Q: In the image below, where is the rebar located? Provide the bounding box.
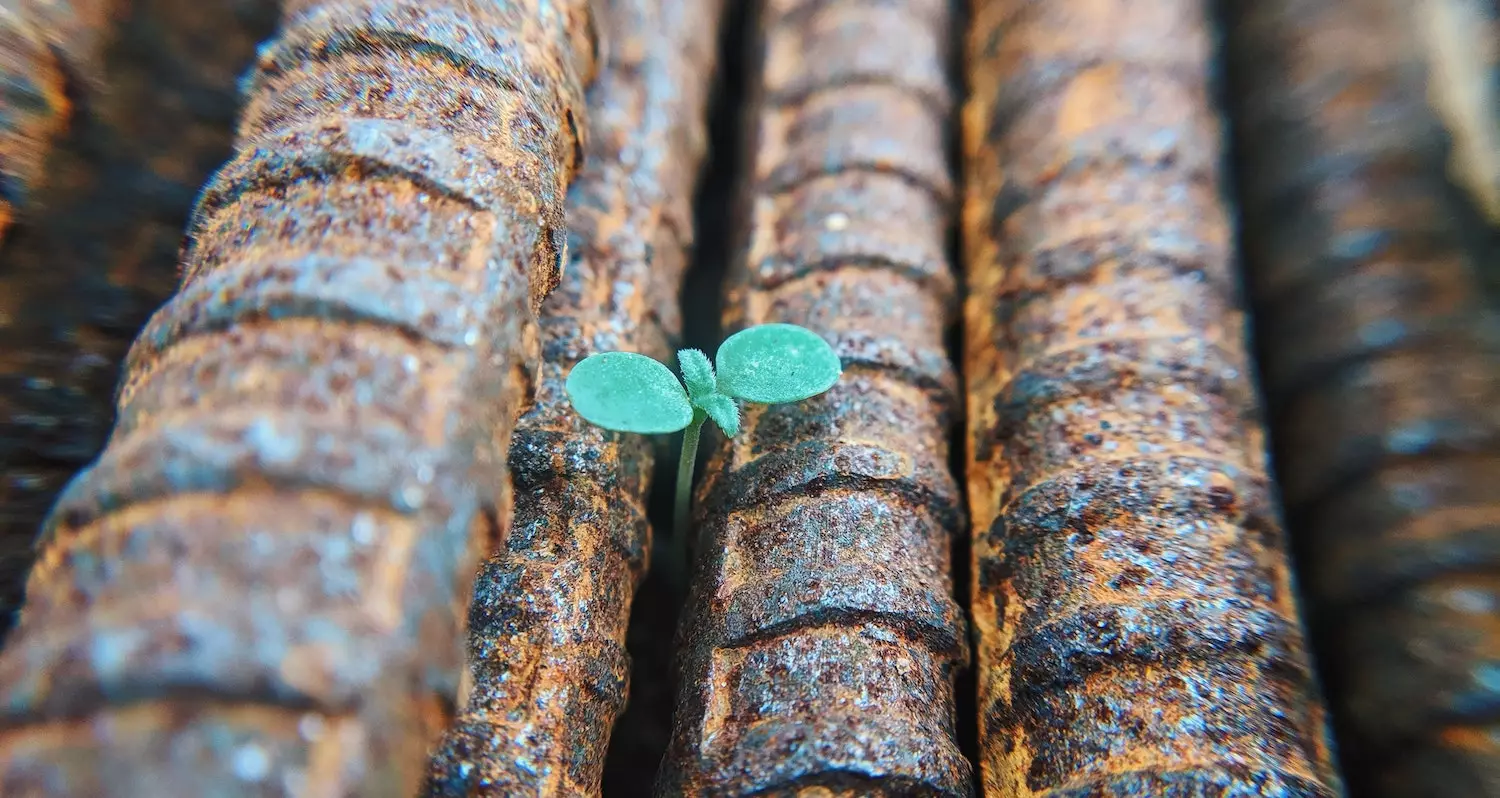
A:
[424,0,722,794]
[961,0,1342,794]
[1223,0,1500,793]
[0,0,599,794]
[657,0,973,794]
[0,0,279,636]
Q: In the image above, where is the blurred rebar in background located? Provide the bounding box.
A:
[0,0,278,639]
[1223,0,1500,794]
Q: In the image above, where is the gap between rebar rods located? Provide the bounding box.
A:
[944,0,982,787]
[599,0,757,793]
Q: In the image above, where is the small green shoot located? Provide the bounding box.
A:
[564,323,842,538]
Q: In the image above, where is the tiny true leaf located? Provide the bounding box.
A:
[564,351,694,434]
[697,393,740,437]
[714,323,842,404]
[677,348,716,400]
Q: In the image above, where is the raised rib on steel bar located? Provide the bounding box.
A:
[0,0,598,794]
[961,0,1343,794]
[425,0,722,794]
[658,0,973,794]
[0,0,277,638]
[1222,0,1500,793]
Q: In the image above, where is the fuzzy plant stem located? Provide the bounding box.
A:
[675,409,706,540]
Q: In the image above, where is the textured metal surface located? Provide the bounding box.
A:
[0,0,279,639]
[0,0,598,795]
[1223,0,1500,794]
[960,1,1342,795]
[657,0,972,794]
[424,0,722,795]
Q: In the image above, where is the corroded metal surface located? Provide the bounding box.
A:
[0,0,277,639]
[657,0,972,794]
[1223,0,1500,793]
[424,0,722,795]
[0,0,598,794]
[961,1,1342,795]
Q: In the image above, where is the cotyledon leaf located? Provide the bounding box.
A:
[566,351,694,433]
[715,323,842,404]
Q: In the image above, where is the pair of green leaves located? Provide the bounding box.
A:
[564,323,843,438]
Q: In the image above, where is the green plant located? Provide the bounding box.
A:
[565,323,842,537]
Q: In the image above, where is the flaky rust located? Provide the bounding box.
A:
[961,1,1341,795]
[0,0,277,636]
[658,0,972,794]
[1223,0,1500,793]
[424,0,722,795]
[0,1,599,795]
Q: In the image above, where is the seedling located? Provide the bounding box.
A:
[565,323,842,537]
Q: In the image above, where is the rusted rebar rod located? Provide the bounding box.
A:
[0,0,598,794]
[657,0,973,794]
[961,0,1343,794]
[1222,0,1500,793]
[424,0,722,795]
[0,0,277,638]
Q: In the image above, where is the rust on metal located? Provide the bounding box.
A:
[0,0,277,638]
[424,0,723,795]
[658,0,972,794]
[961,1,1342,795]
[0,0,599,794]
[1223,0,1500,793]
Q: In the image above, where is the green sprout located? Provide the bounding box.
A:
[564,323,842,537]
